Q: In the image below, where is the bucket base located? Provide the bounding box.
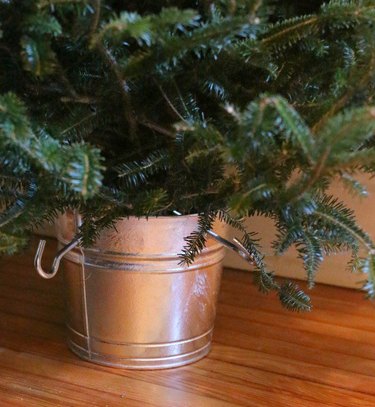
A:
[67,339,211,370]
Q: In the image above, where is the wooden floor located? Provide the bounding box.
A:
[1,239,375,406]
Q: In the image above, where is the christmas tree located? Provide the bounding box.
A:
[1,0,375,310]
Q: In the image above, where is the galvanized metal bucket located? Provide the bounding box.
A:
[46,212,226,369]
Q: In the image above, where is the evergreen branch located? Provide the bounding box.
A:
[313,195,374,251]
[289,152,330,202]
[0,230,29,255]
[279,282,312,312]
[0,200,26,228]
[260,3,375,52]
[60,111,97,135]
[54,57,78,98]
[138,119,175,138]
[115,150,169,189]
[252,268,279,293]
[180,123,226,172]
[249,98,267,136]
[88,0,101,39]
[229,182,273,215]
[321,106,375,157]
[261,16,319,47]
[95,43,137,137]
[24,13,62,37]
[266,95,316,164]
[296,230,323,288]
[90,12,151,46]
[179,190,219,202]
[361,254,375,299]
[62,143,104,198]
[339,173,368,197]
[249,0,263,21]
[172,80,190,117]
[321,3,375,23]
[273,227,299,255]
[339,150,375,170]
[237,96,316,168]
[179,211,217,265]
[38,0,83,8]
[155,81,187,122]
[185,145,222,164]
[290,106,375,200]
[0,179,36,228]
[315,209,372,251]
[312,50,375,133]
[91,8,198,47]
[217,208,260,264]
[274,225,322,288]
[60,96,97,104]
[216,211,292,301]
[122,17,255,77]
[0,93,103,198]
[132,188,170,216]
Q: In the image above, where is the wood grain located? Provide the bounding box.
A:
[0,238,374,406]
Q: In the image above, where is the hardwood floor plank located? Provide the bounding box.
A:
[0,366,155,407]
[0,310,64,340]
[194,359,375,407]
[217,303,375,345]
[0,332,286,407]
[0,282,64,308]
[213,325,375,377]
[215,316,375,362]
[0,348,238,407]
[209,344,375,396]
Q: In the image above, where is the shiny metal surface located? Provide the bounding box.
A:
[57,212,225,369]
[34,237,81,279]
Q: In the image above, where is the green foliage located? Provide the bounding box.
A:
[0,230,29,255]
[216,209,312,310]
[180,211,217,265]
[115,150,169,189]
[279,282,311,312]
[0,93,103,198]
[361,253,375,299]
[1,0,375,310]
[20,10,62,76]
[91,8,199,47]
[314,195,373,250]
[340,173,368,198]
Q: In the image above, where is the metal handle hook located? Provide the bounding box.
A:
[206,230,254,265]
[173,210,254,265]
[34,237,81,279]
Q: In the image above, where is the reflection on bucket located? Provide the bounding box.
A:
[57,212,225,369]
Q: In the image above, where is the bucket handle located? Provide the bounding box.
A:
[34,213,254,279]
[206,229,254,264]
[34,236,81,279]
[172,211,254,265]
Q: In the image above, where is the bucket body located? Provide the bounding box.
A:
[57,212,225,369]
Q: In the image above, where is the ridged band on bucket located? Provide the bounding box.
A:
[58,212,225,369]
